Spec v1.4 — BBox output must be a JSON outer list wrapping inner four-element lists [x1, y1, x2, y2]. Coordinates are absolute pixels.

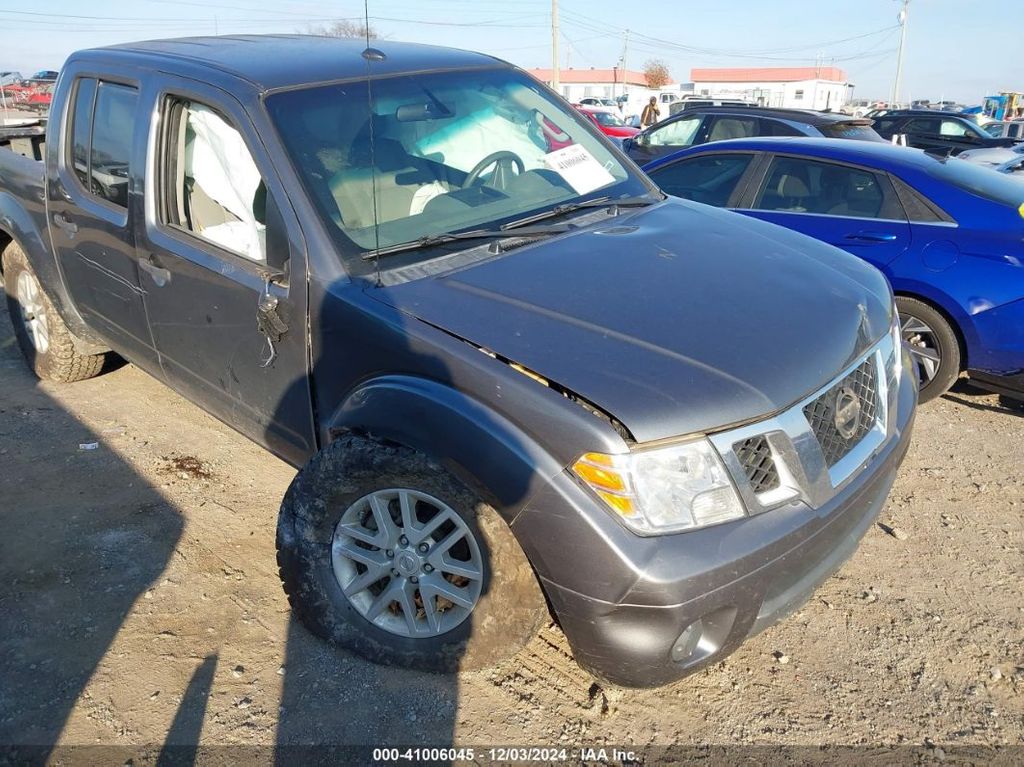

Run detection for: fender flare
[[325, 374, 566, 523]]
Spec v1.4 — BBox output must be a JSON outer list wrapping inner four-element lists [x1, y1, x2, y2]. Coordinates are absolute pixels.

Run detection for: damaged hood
[[374, 199, 893, 443]]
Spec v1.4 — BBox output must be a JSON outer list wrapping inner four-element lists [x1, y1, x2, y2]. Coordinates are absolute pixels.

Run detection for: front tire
[[2, 241, 105, 383], [896, 296, 960, 403], [276, 435, 549, 672]]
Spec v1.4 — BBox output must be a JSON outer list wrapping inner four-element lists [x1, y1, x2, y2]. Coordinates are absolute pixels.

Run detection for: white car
[[958, 143, 1024, 167]]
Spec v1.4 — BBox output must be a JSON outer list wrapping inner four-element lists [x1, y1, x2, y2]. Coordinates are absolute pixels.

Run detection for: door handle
[[138, 256, 171, 287], [52, 213, 78, 235], [846, 231, 898, 243]]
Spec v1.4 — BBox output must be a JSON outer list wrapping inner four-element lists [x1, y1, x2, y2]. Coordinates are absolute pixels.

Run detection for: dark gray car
[[0, 35, 915, 687], [623, 106, 884, 166]]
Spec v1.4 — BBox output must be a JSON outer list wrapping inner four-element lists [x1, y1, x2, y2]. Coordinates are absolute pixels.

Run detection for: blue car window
[[755, 157, 895, 219], [648, 154, 753, 207]]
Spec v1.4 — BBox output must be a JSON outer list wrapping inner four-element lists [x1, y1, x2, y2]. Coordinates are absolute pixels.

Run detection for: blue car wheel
[[896, 296, 961, 403]]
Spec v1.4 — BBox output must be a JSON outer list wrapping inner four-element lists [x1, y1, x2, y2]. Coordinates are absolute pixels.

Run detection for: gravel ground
[[0, 304, 1021, 759]]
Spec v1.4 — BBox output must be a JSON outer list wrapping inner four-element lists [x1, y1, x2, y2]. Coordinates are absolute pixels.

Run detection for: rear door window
[[706, 116, 758, 142], [754, 156, 901, 219], [902, 117, 942, 135], [70, 78, 97, 191], [648, 153, 754, 207], [67, 78, 138, 208]]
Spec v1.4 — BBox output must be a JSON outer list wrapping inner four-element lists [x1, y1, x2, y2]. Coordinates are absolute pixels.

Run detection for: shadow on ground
[[0, 311, 184, 758]]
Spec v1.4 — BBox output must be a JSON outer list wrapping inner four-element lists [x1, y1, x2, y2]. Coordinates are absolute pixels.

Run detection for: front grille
[[803, 358, 879, 467], [733, 435, 780, 493]]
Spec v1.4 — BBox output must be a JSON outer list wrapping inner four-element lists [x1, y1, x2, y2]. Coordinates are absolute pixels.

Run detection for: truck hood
[[374, 199, 893, 443]]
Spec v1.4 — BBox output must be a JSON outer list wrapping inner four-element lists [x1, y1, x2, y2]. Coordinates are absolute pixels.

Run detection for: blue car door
[[741, 154, 911, 270]]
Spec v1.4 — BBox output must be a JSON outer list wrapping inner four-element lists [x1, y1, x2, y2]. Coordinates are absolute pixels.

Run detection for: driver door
[[136, 75, 316, 464]]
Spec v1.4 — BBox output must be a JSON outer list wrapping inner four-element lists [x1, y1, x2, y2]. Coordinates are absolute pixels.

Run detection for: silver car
[[958, 142, 1024, 167]]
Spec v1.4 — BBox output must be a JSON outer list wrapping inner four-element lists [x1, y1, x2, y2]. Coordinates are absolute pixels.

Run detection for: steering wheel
[[464, 151, 525, 190]]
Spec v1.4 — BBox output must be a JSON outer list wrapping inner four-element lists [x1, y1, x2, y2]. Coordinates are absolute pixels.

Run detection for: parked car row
[[620, 106, 884, 165], [0, 70, 58, 114]]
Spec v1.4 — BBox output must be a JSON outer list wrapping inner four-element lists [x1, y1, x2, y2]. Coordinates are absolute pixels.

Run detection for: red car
[[576, 106, 639, 139]]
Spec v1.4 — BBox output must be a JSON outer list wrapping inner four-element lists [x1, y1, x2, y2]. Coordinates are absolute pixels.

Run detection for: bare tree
[[643, 59, 672, 89], [307, 20, 379, 39]]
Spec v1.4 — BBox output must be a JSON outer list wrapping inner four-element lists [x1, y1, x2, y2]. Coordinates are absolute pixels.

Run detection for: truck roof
[[87, 34, 505, 92]]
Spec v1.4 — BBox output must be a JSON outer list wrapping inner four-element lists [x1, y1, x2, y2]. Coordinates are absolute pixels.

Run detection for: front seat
[[330, 119, 450, 230]]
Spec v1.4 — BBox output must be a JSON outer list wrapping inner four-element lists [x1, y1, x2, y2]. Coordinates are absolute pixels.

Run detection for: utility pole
[[891, 0, 910, 107], [551, 0, 560, 91], [622, 29, 630, 83]]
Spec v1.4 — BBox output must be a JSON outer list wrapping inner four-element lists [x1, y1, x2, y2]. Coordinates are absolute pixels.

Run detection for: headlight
[[572, 439, 746, 535]]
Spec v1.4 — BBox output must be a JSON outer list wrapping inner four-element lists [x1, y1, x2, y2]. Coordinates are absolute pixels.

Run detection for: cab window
[[648, 153, 753, 207], [68, 78, 138, 208]]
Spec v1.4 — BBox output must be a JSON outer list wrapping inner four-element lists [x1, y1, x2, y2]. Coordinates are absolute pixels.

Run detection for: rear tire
[[276, 434, 549, 673], [2, 241, 105, 383], [896, 296, 960, 404]]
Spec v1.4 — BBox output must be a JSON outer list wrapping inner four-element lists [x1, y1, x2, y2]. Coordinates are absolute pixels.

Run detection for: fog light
[[670, 620, 703, 662], [669, 606, 738, 667]]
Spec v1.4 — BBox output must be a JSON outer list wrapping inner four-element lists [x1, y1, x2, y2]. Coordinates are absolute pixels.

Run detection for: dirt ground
[[0, 303, 1021, 759]]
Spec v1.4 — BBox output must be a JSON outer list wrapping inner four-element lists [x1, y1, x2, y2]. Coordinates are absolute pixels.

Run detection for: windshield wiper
[[501, 193, 663, 229], [361, 223, 572, 259]]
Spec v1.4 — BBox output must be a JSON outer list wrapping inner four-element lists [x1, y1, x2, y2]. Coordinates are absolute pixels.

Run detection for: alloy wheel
[[16, 270, 49, 354], [332, 489, 483, 638], [901, 313, 941, 388]]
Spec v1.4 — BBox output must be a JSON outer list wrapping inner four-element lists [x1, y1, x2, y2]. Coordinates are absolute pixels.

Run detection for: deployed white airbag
[[186, 105, 265, 261]]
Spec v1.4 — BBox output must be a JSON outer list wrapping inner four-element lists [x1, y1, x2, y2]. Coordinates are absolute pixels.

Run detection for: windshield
[[589, 110, 626, 127], [929, 156, 1024, 207], [266, 67, 644, 269]]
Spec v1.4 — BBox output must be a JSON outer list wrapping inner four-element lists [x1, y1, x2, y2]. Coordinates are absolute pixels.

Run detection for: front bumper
[[512, 347, 916, 688]]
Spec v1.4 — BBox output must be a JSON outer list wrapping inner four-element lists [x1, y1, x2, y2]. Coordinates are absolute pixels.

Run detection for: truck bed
[[0, 123, 50, 276], [0, 122, 46, 162]]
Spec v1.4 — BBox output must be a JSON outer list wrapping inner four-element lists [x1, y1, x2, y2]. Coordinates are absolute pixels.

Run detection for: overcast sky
[[0, 0, 1015, 103]]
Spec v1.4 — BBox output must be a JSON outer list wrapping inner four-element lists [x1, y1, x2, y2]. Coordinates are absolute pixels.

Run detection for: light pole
[[891, 0, 910, 107]]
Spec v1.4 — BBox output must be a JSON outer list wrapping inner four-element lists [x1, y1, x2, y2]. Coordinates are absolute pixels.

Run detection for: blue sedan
[[643, 137, 1024, 403]]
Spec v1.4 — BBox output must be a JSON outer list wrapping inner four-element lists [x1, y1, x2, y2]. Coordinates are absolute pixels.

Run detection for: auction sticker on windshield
[[543, 144, 616, 195]]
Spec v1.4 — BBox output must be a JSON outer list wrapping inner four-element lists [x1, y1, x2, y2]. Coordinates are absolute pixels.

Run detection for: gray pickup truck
[[0, 35, 915, 688]]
